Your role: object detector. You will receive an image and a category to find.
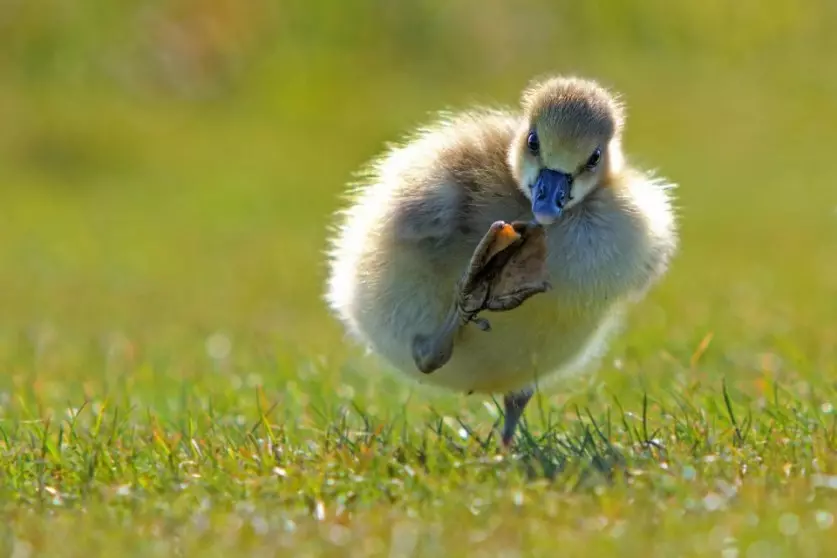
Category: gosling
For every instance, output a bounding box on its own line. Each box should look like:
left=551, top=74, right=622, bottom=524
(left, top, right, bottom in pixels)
left=325, top=76, right=678, bottom=446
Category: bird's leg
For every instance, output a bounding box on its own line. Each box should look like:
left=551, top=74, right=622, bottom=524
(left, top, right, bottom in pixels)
left=411, top=222, right=516, bottom=374
left=501, top=387, right=534, bottom=447
left=411, top=304, right=461, bottom=374
left=412, top=221, right=549, bottom=375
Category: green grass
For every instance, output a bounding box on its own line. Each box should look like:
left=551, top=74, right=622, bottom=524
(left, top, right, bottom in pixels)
left=4, top=357, right=837, bottom=556
left=1, top=1, right=837, bottom=555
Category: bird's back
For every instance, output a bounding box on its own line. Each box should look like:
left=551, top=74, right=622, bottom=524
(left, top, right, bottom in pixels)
left=383, top=109, right=529, bottom=250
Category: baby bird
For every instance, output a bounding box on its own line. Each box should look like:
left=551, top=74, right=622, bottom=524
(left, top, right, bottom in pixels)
left=326, top=76, right=677, bottom=446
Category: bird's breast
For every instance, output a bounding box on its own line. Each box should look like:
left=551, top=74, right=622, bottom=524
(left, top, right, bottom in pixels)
left=412, top=287, right=617, bottom=394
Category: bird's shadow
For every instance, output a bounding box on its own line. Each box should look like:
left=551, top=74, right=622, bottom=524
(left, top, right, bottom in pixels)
left=421, top=403, right=641, bottom=487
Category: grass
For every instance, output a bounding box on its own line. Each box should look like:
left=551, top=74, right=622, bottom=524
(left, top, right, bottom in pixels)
left=1, top=1, right=837, bottom=555
left=4, top=359, right=837, bottom=556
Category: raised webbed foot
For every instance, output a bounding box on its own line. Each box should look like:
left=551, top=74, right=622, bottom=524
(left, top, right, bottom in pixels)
left=457, top=220, right=551, bottom=329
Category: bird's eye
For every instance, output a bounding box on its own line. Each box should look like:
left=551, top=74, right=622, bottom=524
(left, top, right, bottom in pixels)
left=526, top=131, right=540, bottom=155
left=585, top=147, right=602, bottom=170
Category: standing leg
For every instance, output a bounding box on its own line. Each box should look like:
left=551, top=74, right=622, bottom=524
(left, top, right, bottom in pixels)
left=501, top=387, right=534, bottom=447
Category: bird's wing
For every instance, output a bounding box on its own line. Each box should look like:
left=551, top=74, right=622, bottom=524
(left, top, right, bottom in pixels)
left=391, top=180, right=466, bottom=247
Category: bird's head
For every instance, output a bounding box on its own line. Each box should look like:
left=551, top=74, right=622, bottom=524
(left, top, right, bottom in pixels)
left=509, top=76, right=625, bottom=225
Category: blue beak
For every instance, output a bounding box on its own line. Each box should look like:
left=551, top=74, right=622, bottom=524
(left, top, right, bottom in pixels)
left=531, top=168, right=572, bottom=225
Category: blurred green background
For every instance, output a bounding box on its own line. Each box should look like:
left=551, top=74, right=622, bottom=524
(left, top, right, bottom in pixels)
left=1, top=0, right=835, bottom=389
